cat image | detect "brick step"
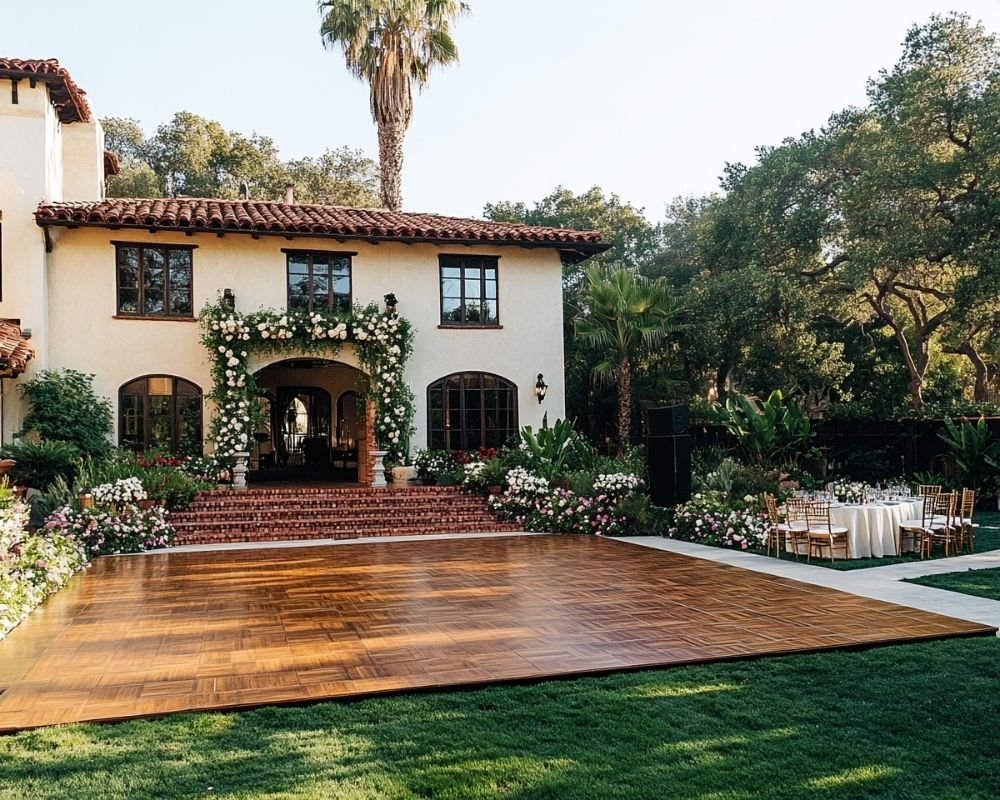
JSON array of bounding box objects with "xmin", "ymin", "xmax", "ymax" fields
[
  {"xmin": 169, "ymin": 512, "xmax": 503, "ymax": 531},
  {"xmin": 172, "ymin": 501, "xmax": 492, "ymax": 518},
  {"xmin": 174, "ymin": 523, "xmax": 519, "ymax": 545},
  {"xmin": 168, "ymin": 486, "xmax": 515, "ymax": 546},
  {"xmin": 180, "ymin": 496, "xmax": 486, "ymax": 515},
  {"xmin": 196, "ymin": 486, "xmax": 466, "ymax": 498}
]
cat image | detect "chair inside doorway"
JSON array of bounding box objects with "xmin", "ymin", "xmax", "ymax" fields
[{"xmin": 250, "ymin": 387, "xmax": 358, "ymax": 483}]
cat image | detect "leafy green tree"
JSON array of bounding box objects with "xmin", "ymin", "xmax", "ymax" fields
[
  {"xmin": 485, "ymin": 186, "xmax": 661, "ymax": 291},
  {"xmin": 286, "ymin": 147, "xmax": 381, "ymax": 206},
  {"xmin": 18, "ymin": 369, "xmax": 113, "ymax": 458},
  {"xmin": 103, "ymin": 117, "xmax": 160, "ymax": 197},
  {"xmin": 319, "ymin": 0, "xmax": 468, "ymax": 210},
  {"xmin": 718, "ymin": 13, "xmax": 1000, "ymax": 410},
  {"xmin": 574, "ymin": 266, "xmax": 685, "ymax": 447},
  {"xmin": 102, "ymin": 112, "xmax": 379, "ymax": 205}
]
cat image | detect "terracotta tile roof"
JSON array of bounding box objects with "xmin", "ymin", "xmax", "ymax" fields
[
  {"xmin": 35, "ymin": 198, "xmax": 608, "ymax": 256},
  {"xmin": 0, "ymin": 58, "xmax": 91, "ymax": 123},
  {"xmin": 0, "ymin": 322, "xmax": 34, "ymax": 378}
]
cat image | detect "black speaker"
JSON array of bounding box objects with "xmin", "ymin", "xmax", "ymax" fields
[
  {"xmin": 646, "ymin": 433, "xmax": 692, "ymax": 507},
  {"xmin": 647, "ymin": 404, "xmax": 689, "ymax": 435}
]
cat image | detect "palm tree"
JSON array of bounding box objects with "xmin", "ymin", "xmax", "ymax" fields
[
  {"xmin": 319, "ymin": 0, "xmax": 468, "ymax": 211},
  {"xmin": 574, "ymin": 265, "xmax": 685, "ymax": 449}
]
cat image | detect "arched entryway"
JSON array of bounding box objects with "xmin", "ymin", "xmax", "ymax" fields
[{"xmin": 251, "ymin": 358, "xmax": 367, "ymax": 483}]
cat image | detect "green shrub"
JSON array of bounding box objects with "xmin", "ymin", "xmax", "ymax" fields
[
  {"xmin": 19, "ymin": 369, "xmax": 113, "ymax": 457},
  {"xmin": 715, "ymin": 389, "xmax": 812, "ymax": 468},
  {"xmin": 0, "ymin": 439, "xmax": 80, "ymax": 490},
  {"xmin": 78, "ymin": 449, "xmax": 203, "ymax": 510},
  {"xmin": 27, "ymin": 474, "xmax": 76, "ymax": 528},
  {"xmin": 938, "ymin": 416, "xmax": 1000, "ymax": 493},
  {"xmin": 616, "ymin": 493, "xmax": 669, "ymax": 536},
  {"xmin": 519, "ymin": 415, "xmax": 581, "ymax": 480},
  {"xmin": 729, "ymin": 462, "xmax": 781, "ymax": 499}
]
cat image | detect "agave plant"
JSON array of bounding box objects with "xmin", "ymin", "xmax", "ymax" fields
[
  {"xmin": 938, "ymin": 416, "xmax": 1000, "ymax": 492},
  {"xmin": 715, "ymin": 390, "xmax": 812, "ymax": 468}
]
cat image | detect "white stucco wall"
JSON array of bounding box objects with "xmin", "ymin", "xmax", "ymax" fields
[
  {"xmin": 0, "ymin": 81, "xmax": 64, "ymax": 438},
  {"xmin": 61, "ymin": 121, "xmax": 105, "ymax": 202},
  {"xmin": 41, "ymin": 227, "xmax": 567, "ymax": 453}
]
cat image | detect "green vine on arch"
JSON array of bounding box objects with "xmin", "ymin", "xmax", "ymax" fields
[{"xmin": 200, "ymin": 298, "xmax": 415, "ymax": 467}]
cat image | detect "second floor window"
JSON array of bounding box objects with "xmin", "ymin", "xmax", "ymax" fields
[
  {"xmin": 440, "ymin": 255, "xmax": 499, "ymax": 325},
  {"xmin": 287, "ymin": 251, "xmax": 352, "ymax": 314},
  {"xmin": 116, "ymin": 244, "xmax": 194, "ymax": 318}
]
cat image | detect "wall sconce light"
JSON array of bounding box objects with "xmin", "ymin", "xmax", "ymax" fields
[
  {"xmin": 222, "ymin": 288, "xmax": 236, "ymax": 309},
  {"xmin": 384, "ymin": 292, "xmax": 398, "ymax": 315},
  {"xmin": 534, "ymin": 373, "xmax": 548, "ymax": 404}
]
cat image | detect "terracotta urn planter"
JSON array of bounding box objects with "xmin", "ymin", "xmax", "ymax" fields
[{"xmin": 138, "ymin": 499, "xmax": 155, "ymax": 510}]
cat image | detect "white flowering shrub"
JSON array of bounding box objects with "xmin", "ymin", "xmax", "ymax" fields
[
  {"xmin": 488, "ymin": 466, "xmax": 647, "ymax": 536},
  {"xmin": 91, "ymin": 477, "xmax": 147, "ymax": 506},
  {"xmin": 593, "ymin": 472, "xmax": 644, "ymax": 499},
  {"xmin": 462, "ymin": 460, "xmax": 488, "ymax": 487},
  {"xmin": 0, "ymin": 490, "xmax": 86, "ymax": 640},
  {"xmin": 667, "ymin": 492, "xmax": 770, "ymax": 550},
  {"xmin": 201, "ymin": 299, "xmax": 416, "ymax": 465}
]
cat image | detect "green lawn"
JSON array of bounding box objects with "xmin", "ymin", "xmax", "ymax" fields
[
  {"xmin": 906, "ymin": 567, "xmax": 1000, "ymax": 600},
  {"xmin": 2, "ymin": 637, "xmax": 999, "ymax": 799},
  {"xmin": 769, "ymin": 510, "xmax": 1000, "ymax": 571}
]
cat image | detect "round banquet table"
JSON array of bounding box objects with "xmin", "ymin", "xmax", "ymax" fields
[
  {"xmin": 785, "ymin": 498, "xmax": 924, "ymax": 558},
  {"xmin": 828, "ymin": 499, "xmax": 924, "ymax": 558}
]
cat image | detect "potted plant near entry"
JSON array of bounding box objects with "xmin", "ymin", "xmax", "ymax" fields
[
  {"xmin": 391, "ymin": 454, "xmax": 417, "ymax": 483},
  {"xmin": 481, "ymin": 457, "xmax": 507, "ymax": 496}
]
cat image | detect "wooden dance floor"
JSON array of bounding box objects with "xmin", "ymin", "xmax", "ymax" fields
[{"xmin": 0, "ymin": 535, "xmax": 993, "ymax": 732}]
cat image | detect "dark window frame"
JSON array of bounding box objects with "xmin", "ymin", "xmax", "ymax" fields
[
  {"xmin": 284, "ymin": 249, "xmax": 354, "ymax": 314},
  {"xmin": 119, "ymin": 374, "xmax": 203, "ymax": 455},
  {"xmin": 438, "ymin": 254, "xmax": 500, "ymax": 326},
  {"xmin": 113, "ymin": 242, "xmax": 196, "ymax": 319},
  {"xmin": 426, "ymin": 371, "xmax": 518, "ymax": 451}
]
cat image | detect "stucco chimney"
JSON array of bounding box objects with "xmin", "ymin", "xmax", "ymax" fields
[{"xmin": 283, "ymin": 182, "xmax": 295, "ymax": 204}]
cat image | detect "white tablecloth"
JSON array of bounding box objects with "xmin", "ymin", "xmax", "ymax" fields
[
  {"xmin": 828, "ymin": 500, "xmax": 924, "ymax": 558},
  {"xmin": 785, "ymin": 499, "xmax": 924, "ymax": 558}
]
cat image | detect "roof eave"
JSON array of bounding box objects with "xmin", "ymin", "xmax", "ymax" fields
[{"xmin": 35, "ymin": 215, "xmax": 609, "ymax": 255}]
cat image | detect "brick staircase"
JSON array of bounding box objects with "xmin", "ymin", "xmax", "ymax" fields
[{"xmin": 168, "ymin": 485, "xmax": 520, "ymax": 546}]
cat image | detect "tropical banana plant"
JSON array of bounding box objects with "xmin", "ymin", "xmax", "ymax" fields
[
  {"xmin": 714, "ymin": 390, "xmax": 812, "ymax": 468},
  {"xmin": 519, "ymin": 414, "xmax": 579, "ymax": 480},
  {"xmin": 938, "ymin": 416, "xmax": 1000, "ymax": 491}
]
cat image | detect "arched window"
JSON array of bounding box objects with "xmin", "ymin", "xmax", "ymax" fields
[
  {"xmin": 119, "ymin": 376, "xmax": 202, "ymax": 455},
  {"xmin": 427, "ymin": 372, "xmax": 517, "ymax": 451}
]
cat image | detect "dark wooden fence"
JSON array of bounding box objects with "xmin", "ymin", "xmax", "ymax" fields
[{"xmin": 691, "ymin": 417, "xmax": 1000, "ymax": 478}]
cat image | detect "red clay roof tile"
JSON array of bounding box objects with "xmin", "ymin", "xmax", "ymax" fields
[
  {"xmin": 0, "ymin": 322, "xmax": 34, "ymax": 378},
  {"xmin": 0, "ymin": 58, "xmax": 91, "ymax": 123},
  {"xmin": 35, "ymin": 198, "xmax": 608, "ymax": 256}
]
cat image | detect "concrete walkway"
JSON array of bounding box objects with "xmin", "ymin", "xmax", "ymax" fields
[{"xmin": 614, "ymin": 536, "xmax": 1000, "ymax": 634}]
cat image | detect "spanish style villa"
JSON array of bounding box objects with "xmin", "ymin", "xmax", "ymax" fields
[{"xmin": 0, "ymin": 58, "xmax": 607, "ymax": 486}]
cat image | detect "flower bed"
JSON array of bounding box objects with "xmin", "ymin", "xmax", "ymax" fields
[
  {"xmin": 490, "ymin": 468, "xmax": 643, "ymax": 535},
  {"xmin": 44, "ymin": 504, "xmax": 173, "ymax": 558},
  {"xmin": 1, "ymin": 491, "xmax": 86, "ymax": 640},
  {"xmin": 666, "ymin": 492, "xmax": 770, "ymax": 551}
]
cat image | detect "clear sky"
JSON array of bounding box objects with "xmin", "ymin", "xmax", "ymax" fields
[{"xmin": 6, "ymin": 1, "xmax": 1000, "ymax": 219}]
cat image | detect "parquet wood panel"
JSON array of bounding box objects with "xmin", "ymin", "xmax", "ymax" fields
[{"xmin": 0, "ymin": 535, "xmax": 993, "ymax": 732}]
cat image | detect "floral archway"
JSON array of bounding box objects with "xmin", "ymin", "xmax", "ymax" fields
[{"xmin": 200, "ymin": 299, "xmax": 415, "ymax": 467}]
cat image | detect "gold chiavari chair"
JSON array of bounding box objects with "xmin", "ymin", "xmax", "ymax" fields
[
  {"xmin": 804, "ymin": 501, "xmax": 850, "ymax": 563},
  {"xmin": 916, "ymin": 484, "xmax": 942, "ymax": 498},
  {"xmin": 922, "ymin": 491, "xmax": 959, "ymax": 558},
  {"xmin": 783, "ymin": 497, "xmax": 812, "ymax": 559},
  {"xmin": 762, "ymin": 493, "xmax": 804, "ymax": 559},
  {"xmin": 955, "ymin": 489, "xmax": 976, "ymax": 553}
]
